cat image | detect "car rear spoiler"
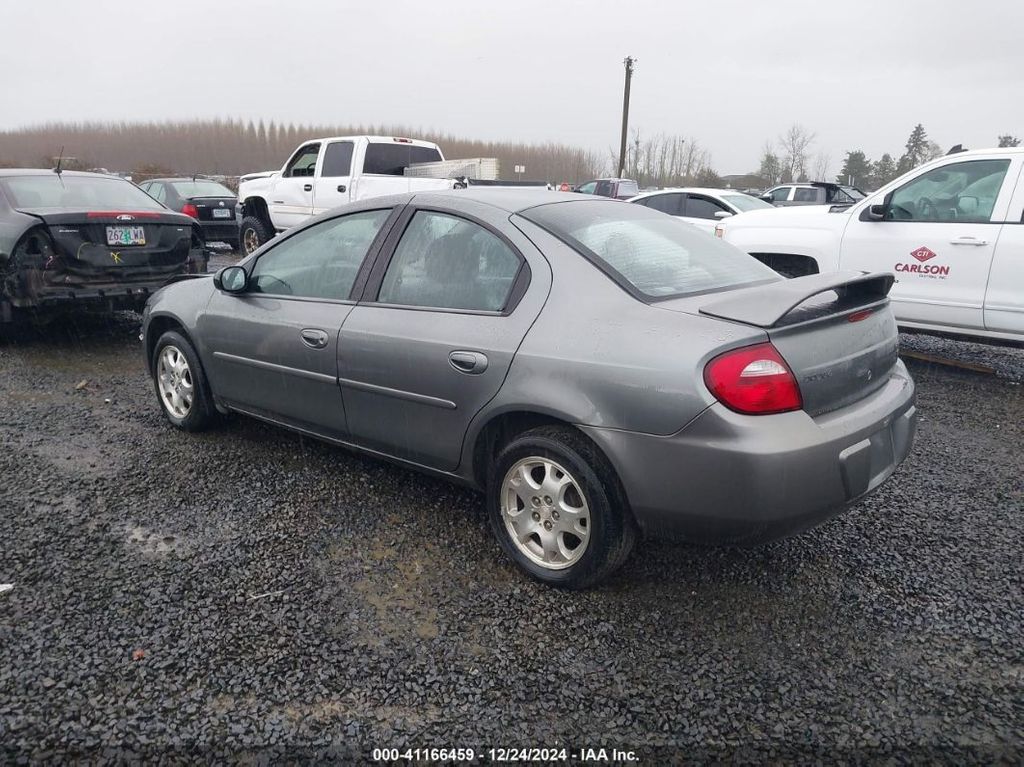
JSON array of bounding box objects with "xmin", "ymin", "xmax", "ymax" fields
[{"xmin": 699, "ymin": 271, "xmax": 894, "ymax": 329}]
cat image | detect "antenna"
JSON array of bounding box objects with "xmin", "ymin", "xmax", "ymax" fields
[{"xmin": 54, "ymin": 146, "xmax": 65, "ymax": 175}]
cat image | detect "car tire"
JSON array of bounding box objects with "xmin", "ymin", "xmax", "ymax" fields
[
  {"xmin": 488, "ymin": 425, "xmax": 636, "ymax": 589},
  {"xmin": 239, "ymin": 216, "xmax": 270, "ymax": 256},
  {"xmin": 151, "ymin": 330, "xmax": 217, "ymax": 432}
]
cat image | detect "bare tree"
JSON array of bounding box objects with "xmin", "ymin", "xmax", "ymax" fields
[
  {"xmin": 812, "ymin": 152, "xmax": 831, "ymax": 182},
  {"xmin": 779, "ymin": 124, "xmax": 815, "ymax": 182}
]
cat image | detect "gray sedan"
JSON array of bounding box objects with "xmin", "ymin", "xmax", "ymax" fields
[{"xmin": 142, "ymin": 190, "xmax": 917, "ymax": 588}]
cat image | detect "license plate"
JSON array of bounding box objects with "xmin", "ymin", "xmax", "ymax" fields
[
  {"xmin": 212, "ymin": 208, "xmax": 232, "ymax": 219},
  {"xmin": 106, "ymin": 226, "xmax": 145, "ymax": 246}
]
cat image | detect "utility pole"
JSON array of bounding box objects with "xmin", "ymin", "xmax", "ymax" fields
[{"xmin": 616, "ymin": 56, "xmax": 635, "ymax": 179}]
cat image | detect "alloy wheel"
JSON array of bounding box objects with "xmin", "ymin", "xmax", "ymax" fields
[
  {"xmin": 157, "ymin": 345, "xmax": 194, "ymax": 419},
  {"xmin": 501, "ymin": 457, "xmax": 591, "ymax": 570}
]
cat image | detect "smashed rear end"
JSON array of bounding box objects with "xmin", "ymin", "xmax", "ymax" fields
[{"xmin": 0, "ymin": 173, "xmax": 204, "ymax": 319}]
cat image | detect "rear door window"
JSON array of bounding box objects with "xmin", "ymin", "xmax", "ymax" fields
[
  {"xmin": 793, "ymin": 187, "xmax": 820, "ymax": 203},
  {"xmin": 321, "ymin": 141, "xmax": 354, "ymax": 177},
  {"xmin": 523, "ymin": 200, "xmax": 778, "ymax": 300},
  {"xmin": 249, "ymin": 209, "xmax": 391, "ymax": 300},
  {"xmin": 640, "ymin": 193, "xmax": 684, "ymax": 215},
  {"xmin": 683, "ymin": 195, "xmax": 729, "ymax": 219},
  {"xmin": 377, "ymin": 211, "xmax": 522, "ymax": 312}
]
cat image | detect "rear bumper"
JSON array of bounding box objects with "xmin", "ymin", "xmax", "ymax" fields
[
  {"xmin": 0, "ymin": 249, "xmax": 204, "ymax": 316},
  {"xmin": 580, "ymin": 361, "xmax": 917, "ymax": 543},
  {"xmin": 197, "ymin": 219, "xmax": 239, "ymax": 243}
]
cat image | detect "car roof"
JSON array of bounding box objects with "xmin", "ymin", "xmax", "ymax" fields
[
  {"xmin": 629, "ymin": 187, "xmax": 745, "ymax": 199},
  {"xmin": 410, "ymin": 188, "xmax": 602, "ymax": 214},
  {"xmin": 0, "ymin": 169, "xmax": 125, "ymax": 179},
  {"xmin": 146, "ymin": 178, "xmax": 231, "ymax": 184}
]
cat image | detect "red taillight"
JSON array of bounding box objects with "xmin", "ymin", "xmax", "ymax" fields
[
  {"xmin": 181, "ymin": 203, "xmax": 199, "ymax": 218},
  {"xmin": 847, "ymin": 308, "xmax": 873, "ymax": 323},
  {"xmin": 703, "ymin": 343, "xmax": 802, "ymax": 415}
]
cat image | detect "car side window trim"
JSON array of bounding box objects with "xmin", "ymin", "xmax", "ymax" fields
[
  {"xmin": 358, "ymin": 205, "xmax": 531, "ymax": 317},
  {"xmin": 238, "ymin": 206, "xmax": 404, "ymax": 303}
]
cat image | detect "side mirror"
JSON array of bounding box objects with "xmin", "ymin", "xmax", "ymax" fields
[
  {"xmin": 215, "ymin": 266, "xmax": 248, "ymax": 293},
  {"xmin": 714, "ymin": 210, "xmax": 734, "ymax": 219},
  {"xmin": 863, "ymin": 191, "xmax": 893, "ymax": 221},
  {"xmin": 760, "ymin": 194, "xmax": 773, "ymax": 203}
]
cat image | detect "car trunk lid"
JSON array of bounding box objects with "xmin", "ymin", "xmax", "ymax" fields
[
  {"xmin": 185, "ymin": 196, "xmax": 237, "ymax": 222},
  {"xmin": 664, "ymin": 272, "xmax": 899, "ymax": 416},
  {"xmin": 17, "ymin": 208, "xmax": 194, "ymax": 288}
]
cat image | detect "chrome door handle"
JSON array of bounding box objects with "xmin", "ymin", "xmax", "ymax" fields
[
  {"xmin": 300, "ymin": 328, "xmax": 329, "ymax": 349},
  {"xmin": 949, "ymin": 236, "xmax": 988, "ymax": 246},
  {"xmin": 448, "ymin": 350, "xmax": 488, "ymax": 375},
  {"xmin": 303, "ymin": 184, "xmax": 313, "ymax": 192}
]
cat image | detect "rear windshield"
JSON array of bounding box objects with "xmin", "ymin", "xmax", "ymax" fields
[
  {"xmin": 616, "ymin": 180, "xmax": 639, "ymax": 197},
  {"xmin": 0, "ymin": 175, "xmax": 165, "ymax": 210},
  {"xmin": 362, "ymin": 142, "xmax": 443, "ymax": 175},
  {"xmin": 170, "ymin": 180, "xmax": 234, "ymax": 198},
  {"xmin": 522, "ymin": 200, "xmax": 778, "ymax": 300},
  {"xmin": 720, "ymin": 193, "xmax": 773, "ymax": 212}
]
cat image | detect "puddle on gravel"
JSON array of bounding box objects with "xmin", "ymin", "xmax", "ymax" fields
[{"xmin": 124, "ymin": 524, "xmax": 190, "ymax": 556}]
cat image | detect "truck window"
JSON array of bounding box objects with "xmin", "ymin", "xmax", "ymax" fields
[
  {"xmin": 363, "ymin": 143, "xmax": 442, "ymax": 175},
  {"xmin": 283, "ymin": 144, "xmax": 321, "ymax": 178},
  {"xmin": 769, "ymin": 187, "xmax": 791, "ymax": 202},
  {"xmin": 888, "ymin": 159, "xmax": 1010, "ymax": 223},
  {"xmin": 793, "ymin": 187, "xmax": 819, "ymax": 202},
  {"xmin": 322, "ymin": 142, "xmax": 354, "ymax": 177}
]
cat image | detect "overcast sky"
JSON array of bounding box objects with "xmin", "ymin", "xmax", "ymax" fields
[{"xmin": 3, "ymin": 0, "xmax": 1023, "ymax": 175}]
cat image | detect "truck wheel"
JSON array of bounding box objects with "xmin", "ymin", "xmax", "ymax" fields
[{"xmin": 239, "ymin": 216, "xmax": 270, "ymax": 256}]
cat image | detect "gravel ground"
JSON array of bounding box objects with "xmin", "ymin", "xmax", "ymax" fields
[{"xmin": 0, "ymin": 318, "xmax": 1020, "ymax": 763}]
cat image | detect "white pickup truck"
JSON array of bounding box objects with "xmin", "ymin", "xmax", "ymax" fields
[
  {"xmin": 717, "ymin": 147, "xmax": 1024, "ymax": 342},
  {"xmin": 237, "ymin": 135, "xmax": 458, "ymax": 254}
]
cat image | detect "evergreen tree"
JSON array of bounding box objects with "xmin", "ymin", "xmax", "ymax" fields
[
  {"xmin": 871, "ymin": 153, "xmax": 898, "ymax": 188},
  {"xmin": 897, "ymin": 124, "xmax": 929, "ymax": 174},
  {"xmin": 836, "ymin": 150, "xmax": 873, "ymax": 189},
  {"xmin": 998, "ymin": 134, "xmax": 1021, "ymax": 147}
]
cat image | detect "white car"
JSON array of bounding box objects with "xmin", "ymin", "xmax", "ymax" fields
[
  {"xmin": 716, "ymin": 148, "xmax": 1024, "ymax": 342},
  {"xmin": 627, "ymin": 187, "xmax": 775, "ymax": 233}
]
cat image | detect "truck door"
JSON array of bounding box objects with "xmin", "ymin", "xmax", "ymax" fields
[
  {"xmin": 269, "ymin": 142, "xmax": 320, "ymax": 230},
  {"xmin": 837, "ymin": 157, "xmax": 1014, "ymax": 332},
  {"xmin": 312, "ymin": 140, "xmax": 355, "ymax": 216},
  {"xmin": 984, "ymin": 163, "xmax": 1024, "ymax": 335}
]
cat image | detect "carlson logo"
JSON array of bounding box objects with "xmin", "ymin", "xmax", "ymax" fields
[
  {"xmin": 115, "ymin": 214, "xmax": 135, "ymax": 222},
  {"xmin": 896, "ymin": 245, "xmax": 949, "ymax": 277}
]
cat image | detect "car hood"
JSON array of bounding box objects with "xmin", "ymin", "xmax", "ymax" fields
[{"xmin": 726, "ymin": 203, "xmax": 852, "ymax": 229}]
